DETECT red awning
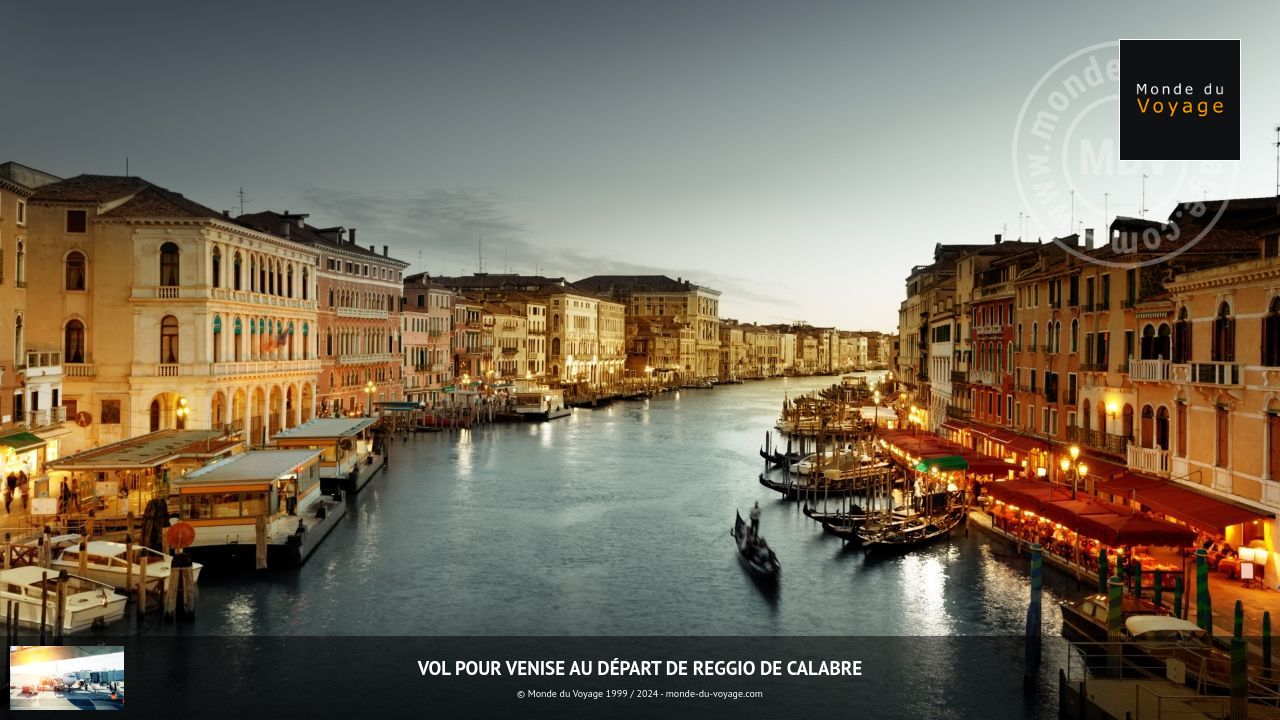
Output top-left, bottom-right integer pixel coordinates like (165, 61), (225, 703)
(1137, 483), (1271, 535)
(1075, 512), (1197, 548)
(1004, 434), (1046, 454)
(1037, 498), (1117, 527)
(986, 479), (1058, 511)
(1096, 471), (1165, 496)
(966, 458), (1019, 476)
(940, 419), (969, 434)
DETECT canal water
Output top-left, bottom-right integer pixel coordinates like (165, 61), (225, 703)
(124, 376), (1086, 717)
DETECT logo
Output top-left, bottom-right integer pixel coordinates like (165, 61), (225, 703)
(1012, 41), (1239, 268)
(1120, 39), (1240, 161)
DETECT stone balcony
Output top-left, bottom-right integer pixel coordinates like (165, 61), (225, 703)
(969, 369), (998, 386)
(1066, 425), (1129, 457)
(1129, 357), (1171, 382)
(211, 359), (322, 376)
(23, 406), (68, 430)
(338, 353), (395, 366)
(336, 306), (390, 319)
(1127, 445), (1171, 477)
(1173, 361), (1241, 386)
(23, 349), (62, 379)
(64, 363), (95, 378)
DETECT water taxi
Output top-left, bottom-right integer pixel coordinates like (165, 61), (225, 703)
(0, 565), (128, 632)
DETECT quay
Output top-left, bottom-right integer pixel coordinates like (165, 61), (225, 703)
(273, 418), (384, 494)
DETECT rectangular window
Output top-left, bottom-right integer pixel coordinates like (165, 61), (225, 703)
(1067, 373), (1077, 405)
(66, 210), (87, 233)
(1100, 275), (1111, 309)
(101, 400), (121, 424)
(16, 200), (25, 225)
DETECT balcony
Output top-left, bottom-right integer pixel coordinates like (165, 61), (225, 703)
(24, 406), (67, 429)
(950, 370), (968, 384)
(1127, 445), (1171, 477)
(336, 306), (390, 319)
(338, 353), (395, 366)
(64, 363), (95, 377)
(1067, 425), (1129, 456)
(24, 350), (62, 378)
(1175, 362), (1241, 386)
(211, 359), (323, 376)
(946, 405), (970, 420)
(972, 369), (1000, 386)
(974, 324), (1003, 336)
(204, 287), (318, 311)
(1078, 361), (1107, 372)
(1129, 357), (1170, 382)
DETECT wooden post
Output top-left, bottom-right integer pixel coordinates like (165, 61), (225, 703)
(180, 553), (197, 618)
(3, 532), (9, 571)
(54, 571), (67, 644)
(39, 570), (48, 645)
(137, 554), (148, 618)
(163, 563), (179, 620)
(78, 537), (89, 578)
(124, 535), (134, 602)
(127, 510), (135, 538)
(255, 515), (268, 570)
(86, 510), (96, 539)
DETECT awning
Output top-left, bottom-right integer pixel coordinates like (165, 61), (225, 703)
(915, 455), (968, 472)
(1096, 471), (1165, 496)
(940, 419), (969, 434)
(1137, 482), (1271, 535)
(986, 479), (1058, 511)
(0, 431), (45, 452)
(966, 458), (1019, 476)
(1075, 511), (1197, 548)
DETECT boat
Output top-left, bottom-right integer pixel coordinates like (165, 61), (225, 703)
(792, 449), (867, 475)
(1123, 615), (1235, 692)
(858, 507), (966, 550)
(758, 472), (861, 500)
(732, 511), (780, 583)
(273, 417), (383, 494)
(41, 535), (204, 592)
(0, 565), (128, 632)
(513, 388), (572, 420)
(1058, 593), (1169, 645)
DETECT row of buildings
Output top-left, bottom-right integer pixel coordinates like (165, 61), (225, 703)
(0, 161), (893, 478)
(894, 197), (1280, 559)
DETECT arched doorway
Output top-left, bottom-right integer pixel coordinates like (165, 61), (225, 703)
(269, 386), (284, 438)
(231, 388), (247, 434)
(1155, 406), (1170, 451)
(250, 387), (265, 445)
(285, 385), (297, 428)
(211, 390), (227, 429)
(1122, 404), (1135, 440)
(149, 399), (161, 432)
(301, 383), (314, 423)
(1140, 405), (1154, 448)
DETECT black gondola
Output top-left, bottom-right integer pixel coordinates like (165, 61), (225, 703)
(858, 507), (966, 550)
(732, 511), (781, 582)
(758, 473), (861, 500)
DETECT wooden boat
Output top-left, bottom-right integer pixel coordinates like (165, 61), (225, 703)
(1058, 593), (1169, 645)
(1123, 616), (1235, 692)
(43, 535), (203, 592)
(0, 565), (128, 632)
(758, 472), (860, 500)
(859, 507), (965, 550)
(732, 511), (780, 583)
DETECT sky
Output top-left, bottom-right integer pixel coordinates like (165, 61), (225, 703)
(6, 1), (1280, 332)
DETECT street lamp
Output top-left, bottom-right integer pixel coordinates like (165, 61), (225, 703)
(364, 380), (375, 416)
(1059, 452), (1088, 499)
(175, 397), (189, 430)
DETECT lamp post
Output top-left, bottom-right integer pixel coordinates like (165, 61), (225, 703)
(1059, 445), (1086, 499)
(175, 396), (189, 430)
(872, 389), (881, 442)
(364, 380), (375, 416)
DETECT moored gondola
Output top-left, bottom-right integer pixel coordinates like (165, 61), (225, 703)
(758, 472), (862, 500)
(732, 511), (781, 582)
(859, 507), (966, 551)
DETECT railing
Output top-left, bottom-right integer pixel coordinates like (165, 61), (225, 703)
(1082, 302), (1094, 312)
(1179, 362), (1241, 386)
(207, 287), (318, 310)
(969, 369), (998, 386)
(338, 353), (395, 366)
(1079, 361), (1107, 371)
(15, 280), (26, 288)
(1097, 300), (1110, 311)
(1127, 445), (1171, 476)
(950, 370), (967, 384)
(1066, 425), (1129, 456)
(1040, 344), (1054, 353)
(973, 324), (1003, 336)
(211, 359), (323, 376)
(158, 285), (180, 298)
(946, 405), (970, 420)
(1129, 357), (1171, 382)
(24, 406), (68, 429)
(337, 306), (390, 319)
(64, 363), (94, 377)
(158, 363), (179, 376)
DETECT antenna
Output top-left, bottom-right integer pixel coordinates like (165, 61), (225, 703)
(1104, 192), (1109, 232)
(1069, 190), (1075, 232)
(1140, 175), (1148, 218)
(1274, 125), (1280, 196)
(417, 249), (423, 274)
(125, 157), (129, 177)
(478, 237), (484, 274)
(237, 187), (248, 216)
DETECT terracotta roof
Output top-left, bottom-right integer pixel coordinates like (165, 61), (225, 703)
(29, 174), (151, 204)
(99, 184), (227, 219)
(237, 210), (407, 265)
(574, 275), (707, 295)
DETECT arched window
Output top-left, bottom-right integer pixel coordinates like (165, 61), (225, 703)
(326, 329), (333, 356)
(302, 322), (309, 359)
(1173, 306), (1192, 363)
(1070, 319), (1079, 353)
(65, 251), (86, 291)
(1141, 405), (1155, 448)
(302, 268), (309, 300)
(15, 241), (25, 285)
(233, 251), (243, 291)
(159, 242), (180, 286)
(234, 317), (243, 361)
(1155, 406), (1170, 451)
(1156, 323), (1171, 360)
(1140, 324), (1156, 360)
(1122, 403), (1134, 440)
(160, 315), (179, 363)
(286, 265), (294, 298)
(212, 315), (223, 363)
(267, 260), (275, 295)
(211, 247), (222, 288)
(249, 256), (257, 292)
(1264, 298), (1280, 367)
(551, 337), (561, 356)
(1031, 323), (1038, 350)
(64, 319), (85, 363)
(1082, 398), (1091, 430)
(1211, 301), (1235, 362)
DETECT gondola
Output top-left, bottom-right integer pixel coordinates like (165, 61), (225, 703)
(757, 472), (861, 500)
(732, 512), (781, 582)
(858, 507), (966, 550)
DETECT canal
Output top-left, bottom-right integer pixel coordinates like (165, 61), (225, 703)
(126, 376), (1087, 717)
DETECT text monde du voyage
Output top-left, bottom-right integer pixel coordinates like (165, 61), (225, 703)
(1134, 83), (1228, 118)
(418, 659), (862, 677)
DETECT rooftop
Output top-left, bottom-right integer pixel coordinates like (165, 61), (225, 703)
(48, 430), (239, 470)
(272, 417), (377, 440)
(178, 449), (323, 484)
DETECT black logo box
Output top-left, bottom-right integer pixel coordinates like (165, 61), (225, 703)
(1120, 39), (1240, 161)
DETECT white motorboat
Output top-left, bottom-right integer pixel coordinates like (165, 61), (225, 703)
(513, 389), (571, 421)
(46, 535), (203, 592)
(0, 565), (128, 632)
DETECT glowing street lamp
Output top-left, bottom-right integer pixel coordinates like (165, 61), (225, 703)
(175, 397), (189, 430)
(364, 380), (375, 416)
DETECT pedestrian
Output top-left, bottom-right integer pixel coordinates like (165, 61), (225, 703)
(3, 485), (11, 513)
(19, 482), (28, 509)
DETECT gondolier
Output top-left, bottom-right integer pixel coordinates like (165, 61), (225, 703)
(749, 502), (761, 534)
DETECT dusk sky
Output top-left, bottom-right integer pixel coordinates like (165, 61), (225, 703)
(8, 1), (1279, 331)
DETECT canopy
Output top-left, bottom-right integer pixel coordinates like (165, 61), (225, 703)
(1074, 511), (1196, 548)
(1037, 498), (1116, 527)
(966, 458), (1018, 476)
(1125, 615), (1205, 637)
(914, 455), (968, 472)
(1137, 482), (1269, 535)
(0, 431), (45, 452)
(985, 480), (1059, 511)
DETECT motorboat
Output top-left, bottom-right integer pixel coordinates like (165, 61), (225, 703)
(45, 535), (203, 592)
(1058, 593), (1169, 645)
(513, 389), (572, 420)
(1123, 615), (1234, 692)
(0, 565), (128, 632)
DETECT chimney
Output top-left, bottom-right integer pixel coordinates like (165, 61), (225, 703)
(369, 244), (376, 253)
(279, 221), (291, 238)
(994, 233), (1002, 244)
(349, 228), (357, 244)
(383, 245), (389, 257)
(1084, 228), (1094, 250)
